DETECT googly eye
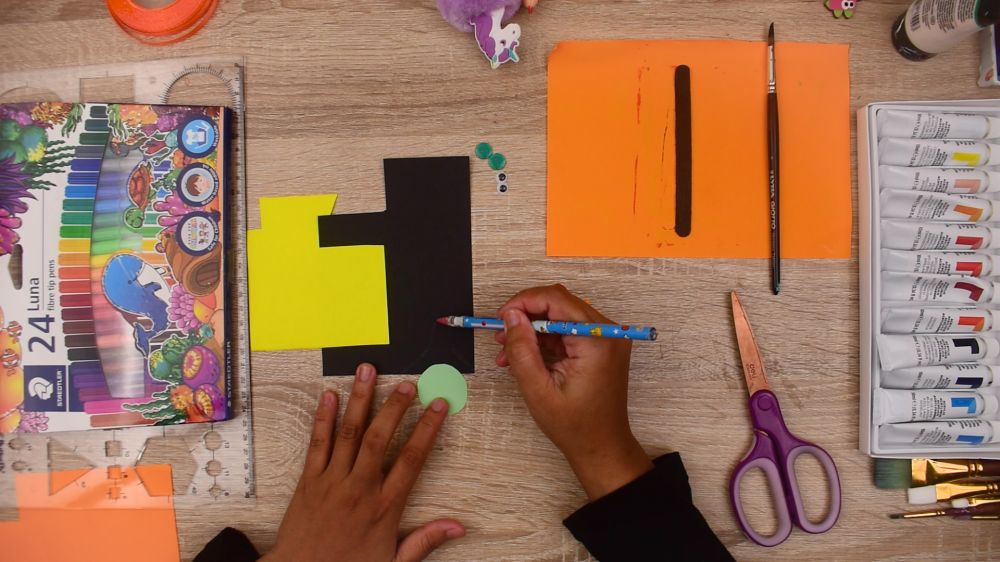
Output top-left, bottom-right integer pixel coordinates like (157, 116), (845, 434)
(497, 183), (508, 193)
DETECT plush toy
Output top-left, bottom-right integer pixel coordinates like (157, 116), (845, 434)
(437, 0), (523, 69)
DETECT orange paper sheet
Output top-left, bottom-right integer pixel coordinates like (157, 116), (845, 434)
(0, 465), (179, 562)
(546, 40), (851, 258)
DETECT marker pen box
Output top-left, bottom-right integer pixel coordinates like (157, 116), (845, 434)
(859, 99), (1000, 459)
(0, 102), (232, 433)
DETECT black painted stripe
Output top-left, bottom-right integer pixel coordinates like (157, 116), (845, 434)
(674, 65), (692, 238)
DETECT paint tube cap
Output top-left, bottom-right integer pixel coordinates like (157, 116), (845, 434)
(987, 117), (1000, 139)
(985, 170), (1000, 192)
(983, 389), (1000, 419)
(984, 336), (1000, 360)
(990, 282), (1000, 303)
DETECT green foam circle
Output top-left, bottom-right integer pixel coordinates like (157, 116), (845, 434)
(417, 363), (467, 416)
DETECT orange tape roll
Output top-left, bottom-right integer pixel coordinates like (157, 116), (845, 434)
(106, 0), (219, 45)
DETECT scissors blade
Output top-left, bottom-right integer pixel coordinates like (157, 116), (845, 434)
(731, 291), (771, 396)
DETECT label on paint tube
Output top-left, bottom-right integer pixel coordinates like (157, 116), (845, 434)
(881, 249), (998, 277)
(876, 110), (1000, 140)
(881, 364), (998, 390)
(877, 388), (1000, 424)
(882, 307), (996, 334)
(876, 334), (1000, 370)
(879, 420), (1000, 446)
(879, 165), (999, 194)
(878, 138), (1000, 167)
(880, 190), (994, 222)
(880, 272), (1000, 305)
(881, 221), (996, 251)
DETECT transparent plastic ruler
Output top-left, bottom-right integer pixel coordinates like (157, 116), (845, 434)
(0, 57), (254, 510)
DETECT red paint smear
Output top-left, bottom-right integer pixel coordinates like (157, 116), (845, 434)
(633, 154), (639, 215)
(636, 67), (643, 124)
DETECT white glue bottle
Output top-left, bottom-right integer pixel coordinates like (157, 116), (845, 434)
(892, 0), (1000, 60)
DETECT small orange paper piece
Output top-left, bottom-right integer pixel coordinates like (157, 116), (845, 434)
(546, 40), (851, 258)
(0, 465), (179, 562)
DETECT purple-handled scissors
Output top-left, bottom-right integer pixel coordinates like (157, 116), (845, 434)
(729, 292), (841, 547)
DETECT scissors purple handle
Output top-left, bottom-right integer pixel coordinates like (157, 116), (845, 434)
(729, 390), (842, 547)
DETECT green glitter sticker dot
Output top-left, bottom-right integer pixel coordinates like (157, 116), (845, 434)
(417, 363), (467, 416)
(488, 152), (506, 170)
(475, 142), (493, 159)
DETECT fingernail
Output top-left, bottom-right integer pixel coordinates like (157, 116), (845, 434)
(446, 526), (465, 539)
(431, 398), (448, 412)
(527, 6), (534, 13)
(398, 381), (415, 396)
(358, 364), (374, 382)
(503, 309), (520, 329)
(322, 390), (335, 407)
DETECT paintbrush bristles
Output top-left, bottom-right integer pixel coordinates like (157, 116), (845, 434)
(874, 458), (912, 489)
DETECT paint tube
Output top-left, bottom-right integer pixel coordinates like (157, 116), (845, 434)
(882, 307), (998, 334)
(877, 388), (1000, 424)
(878, 138), (1000, 167)
(879, 165), (1000, 194)
(876, 334), (1000, 370)
(877, 110), (1000, 140)
(881, 249), (1000, 277)
(881, 221), (998, 251)
(879, 420), (1000, 446)
(891, 0), (1000, 61)
(880, 191), (994, 222)
(881, 364), (1000, 389)
(881, 272), (1000, 305)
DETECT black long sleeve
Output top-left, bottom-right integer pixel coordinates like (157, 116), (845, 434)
(563, 452), (734, 562)
(194, 527), (259, 562)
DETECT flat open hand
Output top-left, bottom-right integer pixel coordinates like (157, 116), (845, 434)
(262, 363), (464, 562)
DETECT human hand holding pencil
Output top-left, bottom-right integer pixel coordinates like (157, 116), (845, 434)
(492, 284), (654, 500)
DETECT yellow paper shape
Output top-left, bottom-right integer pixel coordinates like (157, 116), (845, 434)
(248, 194), (390, 351)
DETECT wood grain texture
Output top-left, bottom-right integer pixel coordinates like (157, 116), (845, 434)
(3, 0), (999, 560)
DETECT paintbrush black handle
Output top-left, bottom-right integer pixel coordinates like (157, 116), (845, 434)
(767, 91), (780, 294)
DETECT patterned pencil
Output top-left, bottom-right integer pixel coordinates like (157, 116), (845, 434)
(436, 316), (657, 341)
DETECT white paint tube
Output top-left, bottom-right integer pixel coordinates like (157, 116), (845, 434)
(876, 334), (1000, 370)
(880, 190), (994, 222)
(879, 165), (1000, 194)
(877, 388), (1000, 424)
(881, 364), (999, 390)
(881, 249), (1000, 277)
(877, 110), (1000, 140)
(879, 420), (1000, 446)
(878, 138), (1000, 167)
(881, 272), (1000, 305)
(881, 221), (998, 251)
(882, 307), (998, 334)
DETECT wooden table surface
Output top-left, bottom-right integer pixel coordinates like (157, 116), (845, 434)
(3, 1), (999, 560)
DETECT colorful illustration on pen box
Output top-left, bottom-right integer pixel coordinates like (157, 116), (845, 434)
(0, 102), (230, 433)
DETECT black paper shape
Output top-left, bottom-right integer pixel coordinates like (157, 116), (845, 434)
(318, 156), (474, 375)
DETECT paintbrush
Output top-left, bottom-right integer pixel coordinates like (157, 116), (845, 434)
(874, 458), (1000, 489)
(908, 480), (1000, 504)
(889, 501), (1000, 519)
